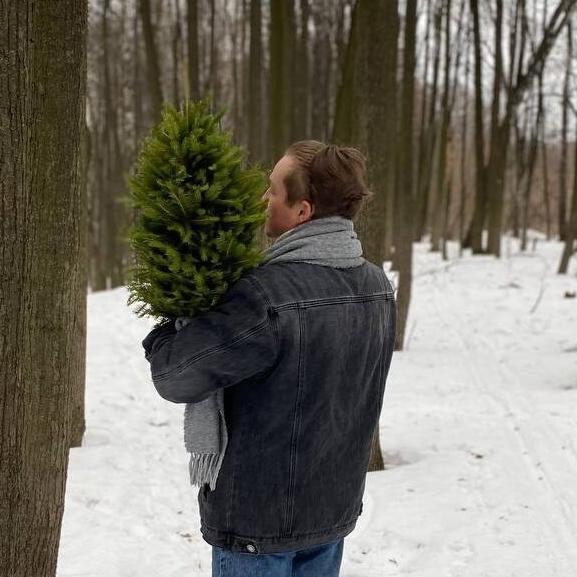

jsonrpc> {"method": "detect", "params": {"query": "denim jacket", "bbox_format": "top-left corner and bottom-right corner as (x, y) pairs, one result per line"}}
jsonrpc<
(142, 260), (396, 554)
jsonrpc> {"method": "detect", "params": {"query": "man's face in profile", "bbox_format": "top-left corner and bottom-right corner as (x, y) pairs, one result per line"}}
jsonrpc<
(262, 155), (313, 239)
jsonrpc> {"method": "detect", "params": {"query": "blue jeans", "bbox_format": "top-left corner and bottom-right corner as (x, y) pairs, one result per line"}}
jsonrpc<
(211, 538), (344, 577)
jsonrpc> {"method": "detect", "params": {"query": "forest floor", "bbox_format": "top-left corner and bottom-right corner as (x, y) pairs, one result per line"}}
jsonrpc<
(57, 236), (577, 577)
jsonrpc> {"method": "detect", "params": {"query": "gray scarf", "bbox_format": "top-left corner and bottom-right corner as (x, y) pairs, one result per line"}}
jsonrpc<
(262, 215), (364, 268)
(177, 215), (364, 491)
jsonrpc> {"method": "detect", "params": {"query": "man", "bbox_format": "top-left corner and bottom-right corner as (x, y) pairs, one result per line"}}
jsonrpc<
(142, 140), (396, 577)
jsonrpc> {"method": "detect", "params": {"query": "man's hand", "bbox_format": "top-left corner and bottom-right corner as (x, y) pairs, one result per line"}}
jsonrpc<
(142, 319), (177, 361)
(175, 317), (193, 331)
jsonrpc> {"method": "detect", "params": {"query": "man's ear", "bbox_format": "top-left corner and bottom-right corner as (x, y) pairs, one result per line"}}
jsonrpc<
(299, 199), (314, 222)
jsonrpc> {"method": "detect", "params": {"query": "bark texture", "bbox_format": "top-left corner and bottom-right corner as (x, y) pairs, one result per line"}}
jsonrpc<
(139, 0), (164, 121)
(0, 2), (88, 575)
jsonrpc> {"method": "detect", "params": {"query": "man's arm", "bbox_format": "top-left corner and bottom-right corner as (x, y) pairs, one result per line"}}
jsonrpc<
(142, 275), (279, 404)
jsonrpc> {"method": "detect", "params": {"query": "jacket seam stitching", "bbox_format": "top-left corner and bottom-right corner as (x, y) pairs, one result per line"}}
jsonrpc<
(246, 274), (273, 309)
(283, 307), (305, 537)
(246, 274), (282, 363)
(274, 292), (394, 311)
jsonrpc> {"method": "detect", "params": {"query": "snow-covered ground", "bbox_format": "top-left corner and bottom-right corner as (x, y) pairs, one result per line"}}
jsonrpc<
(57, 237), (577, 577)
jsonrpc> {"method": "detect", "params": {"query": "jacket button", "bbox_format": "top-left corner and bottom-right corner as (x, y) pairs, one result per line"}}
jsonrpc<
(246, 544), (256, 553)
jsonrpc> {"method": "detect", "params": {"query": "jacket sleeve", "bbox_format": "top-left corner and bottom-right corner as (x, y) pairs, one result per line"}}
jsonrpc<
(141, 274), (279, 404)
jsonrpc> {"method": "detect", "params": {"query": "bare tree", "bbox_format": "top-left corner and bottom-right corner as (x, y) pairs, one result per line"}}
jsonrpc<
(248, 0), (264, 161)
(172, 0), (183, 106)
(558, 127), (577, 273)
(332, 0), (399, 471)
(559, 16), (577, 273)
(187, 0), (200, 100)
(415, 0), (443, 243)
(310, 0), (331, 142)
(102, 0), (126, 288)
(394, 0), (418, 350)
(431, 0), (454, 252)
(559, 18), (572, 241)
(209, 0), (220, 106)
(334, 0), (398, 269)
(269, 0), (295, 160)
(459, 22), (472, 255)
(0, 2), (88, 575)
(293, 0), (311, 141)
(139, 0), (164, 121)
(468, 0), (576, 255)
(466, 0), (487, 252)
(520, 87), (543, 250)
(485, 0), (507, 255)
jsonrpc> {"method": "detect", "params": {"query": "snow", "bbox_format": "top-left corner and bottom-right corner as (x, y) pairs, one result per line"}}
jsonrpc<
(57, 237), (577, 577)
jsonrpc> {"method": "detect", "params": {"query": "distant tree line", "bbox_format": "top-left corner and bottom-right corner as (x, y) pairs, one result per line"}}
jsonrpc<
(86, 0), (577, 343)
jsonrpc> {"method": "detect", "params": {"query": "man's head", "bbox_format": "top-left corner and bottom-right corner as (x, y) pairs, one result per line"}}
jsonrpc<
(262, 140), (372, 239)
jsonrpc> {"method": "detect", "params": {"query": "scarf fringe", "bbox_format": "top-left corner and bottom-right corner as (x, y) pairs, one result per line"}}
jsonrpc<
(188, 452), (220, 491)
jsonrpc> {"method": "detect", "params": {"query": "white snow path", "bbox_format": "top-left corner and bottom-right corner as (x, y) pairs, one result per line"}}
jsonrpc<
(342, 240), (577, 577)
(57, 238), (577, 577)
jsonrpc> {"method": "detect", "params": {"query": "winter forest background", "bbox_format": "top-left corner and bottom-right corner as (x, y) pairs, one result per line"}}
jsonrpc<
(87, 0), (577, 345)
(2, 0), (577, 576)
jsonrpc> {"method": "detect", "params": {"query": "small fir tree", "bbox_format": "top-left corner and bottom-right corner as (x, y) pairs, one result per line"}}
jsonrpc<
(125, 100), (267, 320)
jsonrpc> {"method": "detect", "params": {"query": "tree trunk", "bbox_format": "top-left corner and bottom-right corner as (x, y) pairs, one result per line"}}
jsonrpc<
(240, 0), (250, 148)
(310, 1), (330, 142)
(559, 19), (571, 240)
(332, 0), (399, 471)
(133, 7), (144, 148)
(248, 0), (263, 161)
(102, 0), (125, 289)
(229, 0), (241, 138)
(430, 0), (453, 252)
(0, 2), (88, 575)
(488, 0), (576, 254)
(187, 0), (200, 101)
(172, 0), (183, 106)
(442, 144), (454, 260)
(88, 93), (108, 292)
(485, 0), (504, 256)
(513, 116), (526, 240)
(70, 116), (89, 450)
(415, 0), (442, 243)
(558, 124), (577, 273)
(414, 0), (432, 243)
(521, 91), (542, 251)
(294, 0), (311, 141)
(209, 0), (220, 106)
(467, 0), (487, 253)
(539, 80), (551, 239)
(459, 24), (471, 255)
(521, 132), (539, 251)
(367, 426), (385, 472)
(356, 0), (399, 269)
(393, 0), (418, 350)
(333, 0), (398, 269)
(332, 0), (361, 146)
(269, 0), (293, 160)
(139, 0), (164, 122)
